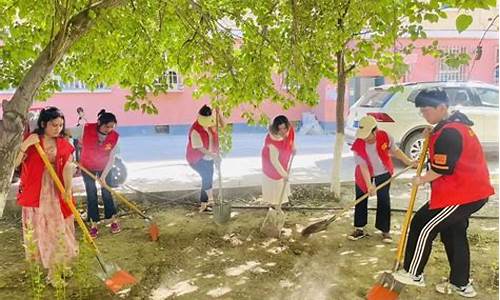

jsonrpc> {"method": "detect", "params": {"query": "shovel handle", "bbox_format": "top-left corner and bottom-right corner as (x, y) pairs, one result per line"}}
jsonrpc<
(34, 144), (100, 253)
(216, 162), (223, 204)
(275, 154), (295, 210)
(77, 163), (152, 221)
(393, 136), (430, 271)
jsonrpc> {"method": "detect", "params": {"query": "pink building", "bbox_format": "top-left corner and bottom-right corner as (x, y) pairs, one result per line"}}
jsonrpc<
(1, 15), (498, 135)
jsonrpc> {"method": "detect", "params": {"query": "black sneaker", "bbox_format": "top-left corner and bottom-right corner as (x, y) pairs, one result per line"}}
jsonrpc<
(347, 229), (366, 241)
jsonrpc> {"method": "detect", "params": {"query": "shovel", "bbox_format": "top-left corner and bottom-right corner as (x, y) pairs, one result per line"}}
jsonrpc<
(34, 143), (137, 294)
(301, 164), (414, 237)
(366, 136), (429, 300)
(213, 161), (231, 224)
(212, 111), (231, 224)
(260, 155), (294, 238)
(77, 163), (160, 241)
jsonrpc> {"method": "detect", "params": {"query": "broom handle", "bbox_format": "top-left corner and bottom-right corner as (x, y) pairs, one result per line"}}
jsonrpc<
(77, 163), (152, 221)
(393, 136), (430, 271)
(34, 144), (100, 254)
(352, 164), (414, 207)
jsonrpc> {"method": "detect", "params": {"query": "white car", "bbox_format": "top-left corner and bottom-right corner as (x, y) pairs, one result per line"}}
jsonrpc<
(345, 81), (499, 159)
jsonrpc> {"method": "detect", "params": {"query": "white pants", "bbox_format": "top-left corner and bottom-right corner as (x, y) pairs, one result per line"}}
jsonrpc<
(262, 175), (290, 206)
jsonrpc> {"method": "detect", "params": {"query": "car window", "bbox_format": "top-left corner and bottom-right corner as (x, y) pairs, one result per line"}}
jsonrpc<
(358, 90), (395, 107)
(443, 88), (475, 107)
(475, 88), (499, 107)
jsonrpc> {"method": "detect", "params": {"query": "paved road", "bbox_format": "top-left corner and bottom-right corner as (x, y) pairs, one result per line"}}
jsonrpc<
(115, 133), (498, 192)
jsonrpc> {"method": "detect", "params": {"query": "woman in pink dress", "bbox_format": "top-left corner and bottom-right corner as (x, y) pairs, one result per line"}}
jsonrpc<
(16, 107), (78, 285)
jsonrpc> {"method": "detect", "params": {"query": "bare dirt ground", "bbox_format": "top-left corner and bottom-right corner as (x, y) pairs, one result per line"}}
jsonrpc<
(0, 182), (497, 300)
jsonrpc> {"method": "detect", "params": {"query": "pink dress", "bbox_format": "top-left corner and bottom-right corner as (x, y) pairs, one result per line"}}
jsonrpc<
(22, 145), (78, 271)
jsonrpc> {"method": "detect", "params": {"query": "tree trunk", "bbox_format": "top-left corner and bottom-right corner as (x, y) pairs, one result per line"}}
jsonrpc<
(0, 0), (125, 218)
(330, 51), (346, 198)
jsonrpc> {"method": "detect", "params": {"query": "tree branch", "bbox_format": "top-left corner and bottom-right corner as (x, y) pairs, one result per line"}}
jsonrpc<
(345, 63), (356, 74)
(4, 0), (126, 121)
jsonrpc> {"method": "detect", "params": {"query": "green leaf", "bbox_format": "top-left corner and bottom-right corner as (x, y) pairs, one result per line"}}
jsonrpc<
(456, 14), (473, 33)
(424, 13), (439, 23)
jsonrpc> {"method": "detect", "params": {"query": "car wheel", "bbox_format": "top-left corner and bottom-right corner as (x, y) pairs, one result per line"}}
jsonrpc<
(404, 131), (425, 161)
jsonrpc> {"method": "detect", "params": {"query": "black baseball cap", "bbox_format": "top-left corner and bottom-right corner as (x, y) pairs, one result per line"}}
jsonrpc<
(415, 88), (449, 107)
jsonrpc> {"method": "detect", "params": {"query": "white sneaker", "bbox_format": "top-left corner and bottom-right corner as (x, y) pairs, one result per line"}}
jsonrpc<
(392, 269), (426, 287)
(436, 279), (477, 298)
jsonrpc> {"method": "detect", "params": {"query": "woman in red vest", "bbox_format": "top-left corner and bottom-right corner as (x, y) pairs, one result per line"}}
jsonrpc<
(261, 115), (296, 208)
(15, 107), (78, 286)
(80, 109), (120, 238)
(349, 115), (415, 243)
(186, 105), (223, 212)
(393, 89), (493, 298)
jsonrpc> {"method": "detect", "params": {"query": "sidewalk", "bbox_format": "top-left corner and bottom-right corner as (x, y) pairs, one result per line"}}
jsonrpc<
(6, 133), (498, 215)
(117, 133), (499, 192)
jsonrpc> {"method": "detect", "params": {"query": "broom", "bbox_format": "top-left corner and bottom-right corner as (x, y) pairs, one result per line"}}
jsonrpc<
(301, 164), (414, 237)
(366, 136), (430, 300)
(77, 163), (160, 241)
(34, 143), (137, 294)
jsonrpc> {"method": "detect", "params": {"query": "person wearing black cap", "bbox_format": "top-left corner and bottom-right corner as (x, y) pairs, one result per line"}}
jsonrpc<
(393, 88), (494, 298)
(186, 105), (224, 212)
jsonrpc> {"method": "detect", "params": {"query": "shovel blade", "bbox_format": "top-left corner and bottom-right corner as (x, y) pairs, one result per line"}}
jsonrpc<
(104, 270), (138, 294)
(260, 209), (285, 238)
(367, 272), (404, 300)
(149, 223), (160, 241)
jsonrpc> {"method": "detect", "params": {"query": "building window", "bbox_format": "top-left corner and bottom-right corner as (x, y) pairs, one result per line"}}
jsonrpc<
(437, 46), (468, 81)
(55, 76), (108, 91)
(155, 70), (183, 91)
(154, 125), (170, 134)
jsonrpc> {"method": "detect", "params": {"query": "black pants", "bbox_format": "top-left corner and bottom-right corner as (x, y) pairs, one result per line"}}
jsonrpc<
(354, 172), (391, 233)
(191, 159), (214, 203)
(82, 170), (117, 222)
(403, 198), (487, 286)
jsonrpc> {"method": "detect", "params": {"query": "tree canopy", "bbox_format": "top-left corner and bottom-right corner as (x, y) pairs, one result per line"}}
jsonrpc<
(0, 0), (496, 215)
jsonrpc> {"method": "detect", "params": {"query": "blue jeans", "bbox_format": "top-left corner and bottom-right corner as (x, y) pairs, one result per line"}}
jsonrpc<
(82, 170), (117, 222)
(191, 159), (214, 203)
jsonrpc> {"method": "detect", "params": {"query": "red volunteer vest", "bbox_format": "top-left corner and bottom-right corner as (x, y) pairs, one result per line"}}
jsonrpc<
(186, 121), (220, 166)
(80, 123), (119, 171)
(261, 127), (295, 180)
(351, 130), (394, 193)
(429, 122), (494, 209)
(17, 136), (75, 218)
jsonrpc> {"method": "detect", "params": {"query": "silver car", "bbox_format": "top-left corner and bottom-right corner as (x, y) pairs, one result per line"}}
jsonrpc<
(345, 81), (499, 159)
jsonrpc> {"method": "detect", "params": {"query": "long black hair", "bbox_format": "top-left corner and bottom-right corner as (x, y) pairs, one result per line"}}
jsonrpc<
(34, 107), (66, 136)
(270, 115), (290, 135)
(97, 109), (117, 126)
